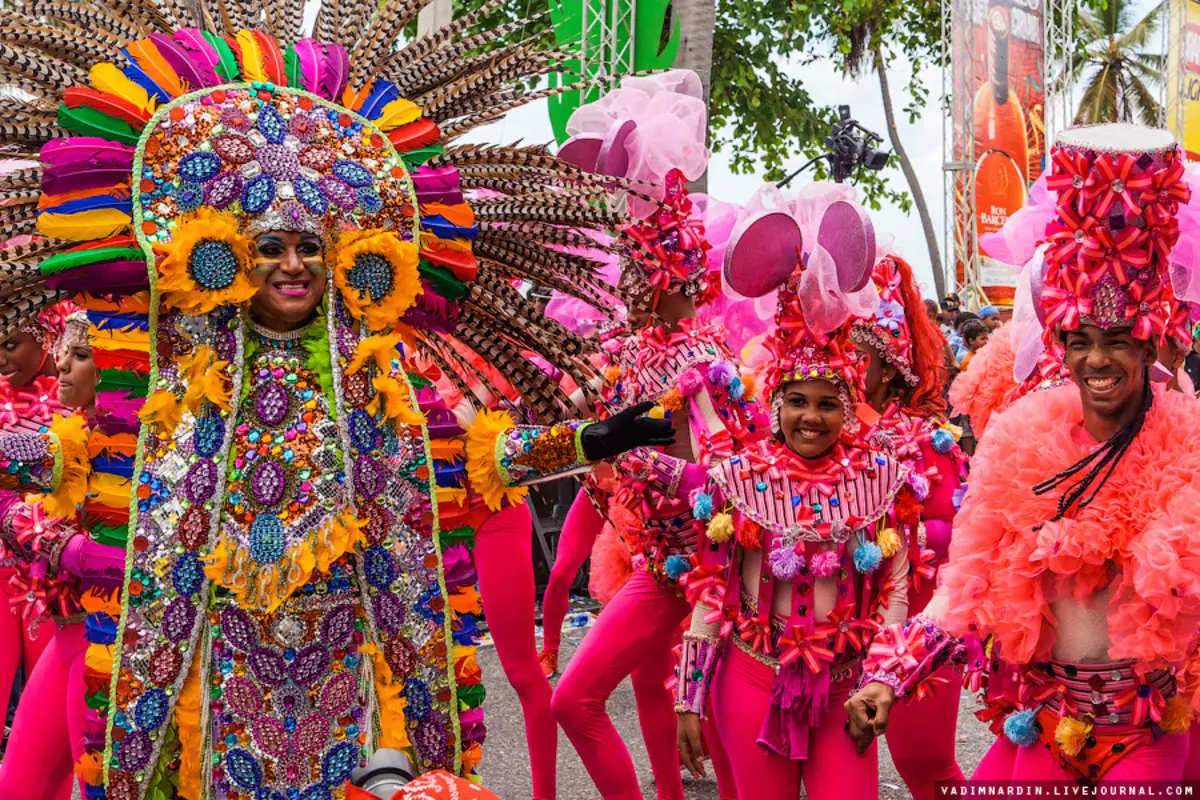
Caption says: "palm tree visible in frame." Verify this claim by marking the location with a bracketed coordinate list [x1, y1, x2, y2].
[841, 10, 947, 298]
[1067, 0, 1164, 125]
[671, 0, 716, 191]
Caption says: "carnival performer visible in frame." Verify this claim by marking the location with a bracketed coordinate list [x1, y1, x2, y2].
[849, 254, 967, 798]
[0, 3, 675, 797]
[0, 304, 69, 742]
[849, 123, 1200, 784]
[671, 259, 909, 799]
[0, 307, 125, 799]
[548, 170, 766, 800]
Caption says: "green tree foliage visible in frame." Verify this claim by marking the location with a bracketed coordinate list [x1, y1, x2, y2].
[451, 0, 943, 210]
[1065, 0, 1163, 125]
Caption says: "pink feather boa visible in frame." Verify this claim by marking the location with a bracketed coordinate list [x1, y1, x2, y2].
[947, 322, 1018, 438]
[940, 384, 1200, 705]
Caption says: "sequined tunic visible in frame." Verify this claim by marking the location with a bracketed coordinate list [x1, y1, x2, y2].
[202, 336, 371, 799]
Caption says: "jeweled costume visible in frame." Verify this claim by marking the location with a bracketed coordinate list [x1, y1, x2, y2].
[863, 124, 1200, 784]
[0, 3, 644, 797]
[544, 171, 766, 800]
[670, 265, 909, 799]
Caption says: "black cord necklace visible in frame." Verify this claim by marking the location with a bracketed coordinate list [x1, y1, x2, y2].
[1031, 375, 1152, 527]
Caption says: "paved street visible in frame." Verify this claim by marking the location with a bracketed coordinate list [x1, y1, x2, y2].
[477, 628, 994, 799]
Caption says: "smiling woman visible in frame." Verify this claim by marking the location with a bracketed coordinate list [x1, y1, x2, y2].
[250, 232, 328, 332]
[777, 380, 847, 457]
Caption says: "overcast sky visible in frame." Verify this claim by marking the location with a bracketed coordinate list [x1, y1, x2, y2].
[471, 56, 949, 298]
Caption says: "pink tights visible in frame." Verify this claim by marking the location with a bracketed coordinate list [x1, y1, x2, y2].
[0, 584, 52, 717]
[886, 665, 964, 798]
[542, 493, 601, 655]
[972, 728, 1188, 781]
[552, 570, 690, 800]
[711, 644, 877, 799]
[0, 621, 88, 800]
[474, 504, 557, 800]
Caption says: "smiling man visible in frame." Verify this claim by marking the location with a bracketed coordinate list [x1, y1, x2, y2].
[847, 124, 1200, 786]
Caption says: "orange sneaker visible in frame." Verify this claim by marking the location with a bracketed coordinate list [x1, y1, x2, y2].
[539, 649, 559, 678]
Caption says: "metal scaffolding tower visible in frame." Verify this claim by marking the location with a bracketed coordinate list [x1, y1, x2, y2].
[1044, 0, 1077, 142]
[579, 0, 638, 100]
[942, 0, 979, 304]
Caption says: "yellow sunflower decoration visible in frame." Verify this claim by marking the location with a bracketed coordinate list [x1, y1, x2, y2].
[154, 208, 257, 315]
[333, 229, 422, 332]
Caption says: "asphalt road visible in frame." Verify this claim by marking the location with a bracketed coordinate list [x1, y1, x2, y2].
[477, 628, 995, 799]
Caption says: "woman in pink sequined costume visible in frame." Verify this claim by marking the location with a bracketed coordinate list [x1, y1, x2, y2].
[548, 171, 766, 800]
[850, 124, 1200, 785]
[0, 304, 69, 736]
[670, 265, 910, 799]
[849, 254, 967, 798]
[0, 309, 125, 798]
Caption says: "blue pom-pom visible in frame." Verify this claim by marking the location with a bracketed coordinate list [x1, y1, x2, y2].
[665, 555, 690, 580]
[1002, 709, 1039, 747]
[931, 428, 955, 454]
[691, 492, 714, 520]
[728, 377, 745, 400]
[853, 540, 883, 574]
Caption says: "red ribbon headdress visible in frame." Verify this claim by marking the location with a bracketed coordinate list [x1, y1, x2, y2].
[1039, 124, 1192, 346]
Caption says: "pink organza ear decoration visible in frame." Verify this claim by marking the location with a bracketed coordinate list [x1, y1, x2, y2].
[798, 240, 880, 335]
[1010, 247, 1048, 382]
[564, 70, 710, 217]
[1169, 164, 1200, 305]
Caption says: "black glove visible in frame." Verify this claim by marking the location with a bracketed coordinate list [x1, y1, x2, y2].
[580, 401, 676, 461]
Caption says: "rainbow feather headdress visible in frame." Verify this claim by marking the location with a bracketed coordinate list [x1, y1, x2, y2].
[0, 1, 638, 797]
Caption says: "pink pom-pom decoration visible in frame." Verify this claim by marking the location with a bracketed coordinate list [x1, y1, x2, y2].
[679, 367, 704, 397]
[810, 549, 840, 578]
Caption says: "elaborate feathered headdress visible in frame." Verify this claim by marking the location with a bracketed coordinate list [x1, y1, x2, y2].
[0, 1, 648, 796]
[0, 0, 631, 421]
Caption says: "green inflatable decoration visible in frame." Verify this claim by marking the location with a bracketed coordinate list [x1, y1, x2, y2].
[547, 0, 680, 143]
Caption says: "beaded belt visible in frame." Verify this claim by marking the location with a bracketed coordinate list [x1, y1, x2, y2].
[1033, 659, 1175, 728]
[734, 587, 857, 681]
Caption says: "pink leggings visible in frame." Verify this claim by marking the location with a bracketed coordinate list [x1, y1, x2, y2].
[541, 492, 601, 655]
[711, 644, 877, 799]
[474, 504, 557, 800]
[885, 667, 963, 798]
[1183, 724, 1200, 780]
[0, 621, 87, 800]
[0, 583, 52, 716]
[972, 726, 1188, 781]
[552, 570, 691, 800]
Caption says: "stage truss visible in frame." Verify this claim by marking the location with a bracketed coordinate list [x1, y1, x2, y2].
[579, 0, 637, 101]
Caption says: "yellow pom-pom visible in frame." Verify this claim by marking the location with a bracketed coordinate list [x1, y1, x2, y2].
[707, 512, 735, 544]
[660, 388, 684, 412]
[1054, 716, 1093, 757]
[648, 405, 666, 420]
[1162, 695, 1194, 734]
[876, 527, 902, 558]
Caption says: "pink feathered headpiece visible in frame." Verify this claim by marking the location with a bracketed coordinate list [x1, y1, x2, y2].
[850, 255, 917, 386]
[621, 169, 714, 299]
[983, 123, 1200, 353]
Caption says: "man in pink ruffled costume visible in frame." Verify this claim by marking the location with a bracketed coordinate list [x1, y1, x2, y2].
[848, 123, 1200, 784]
